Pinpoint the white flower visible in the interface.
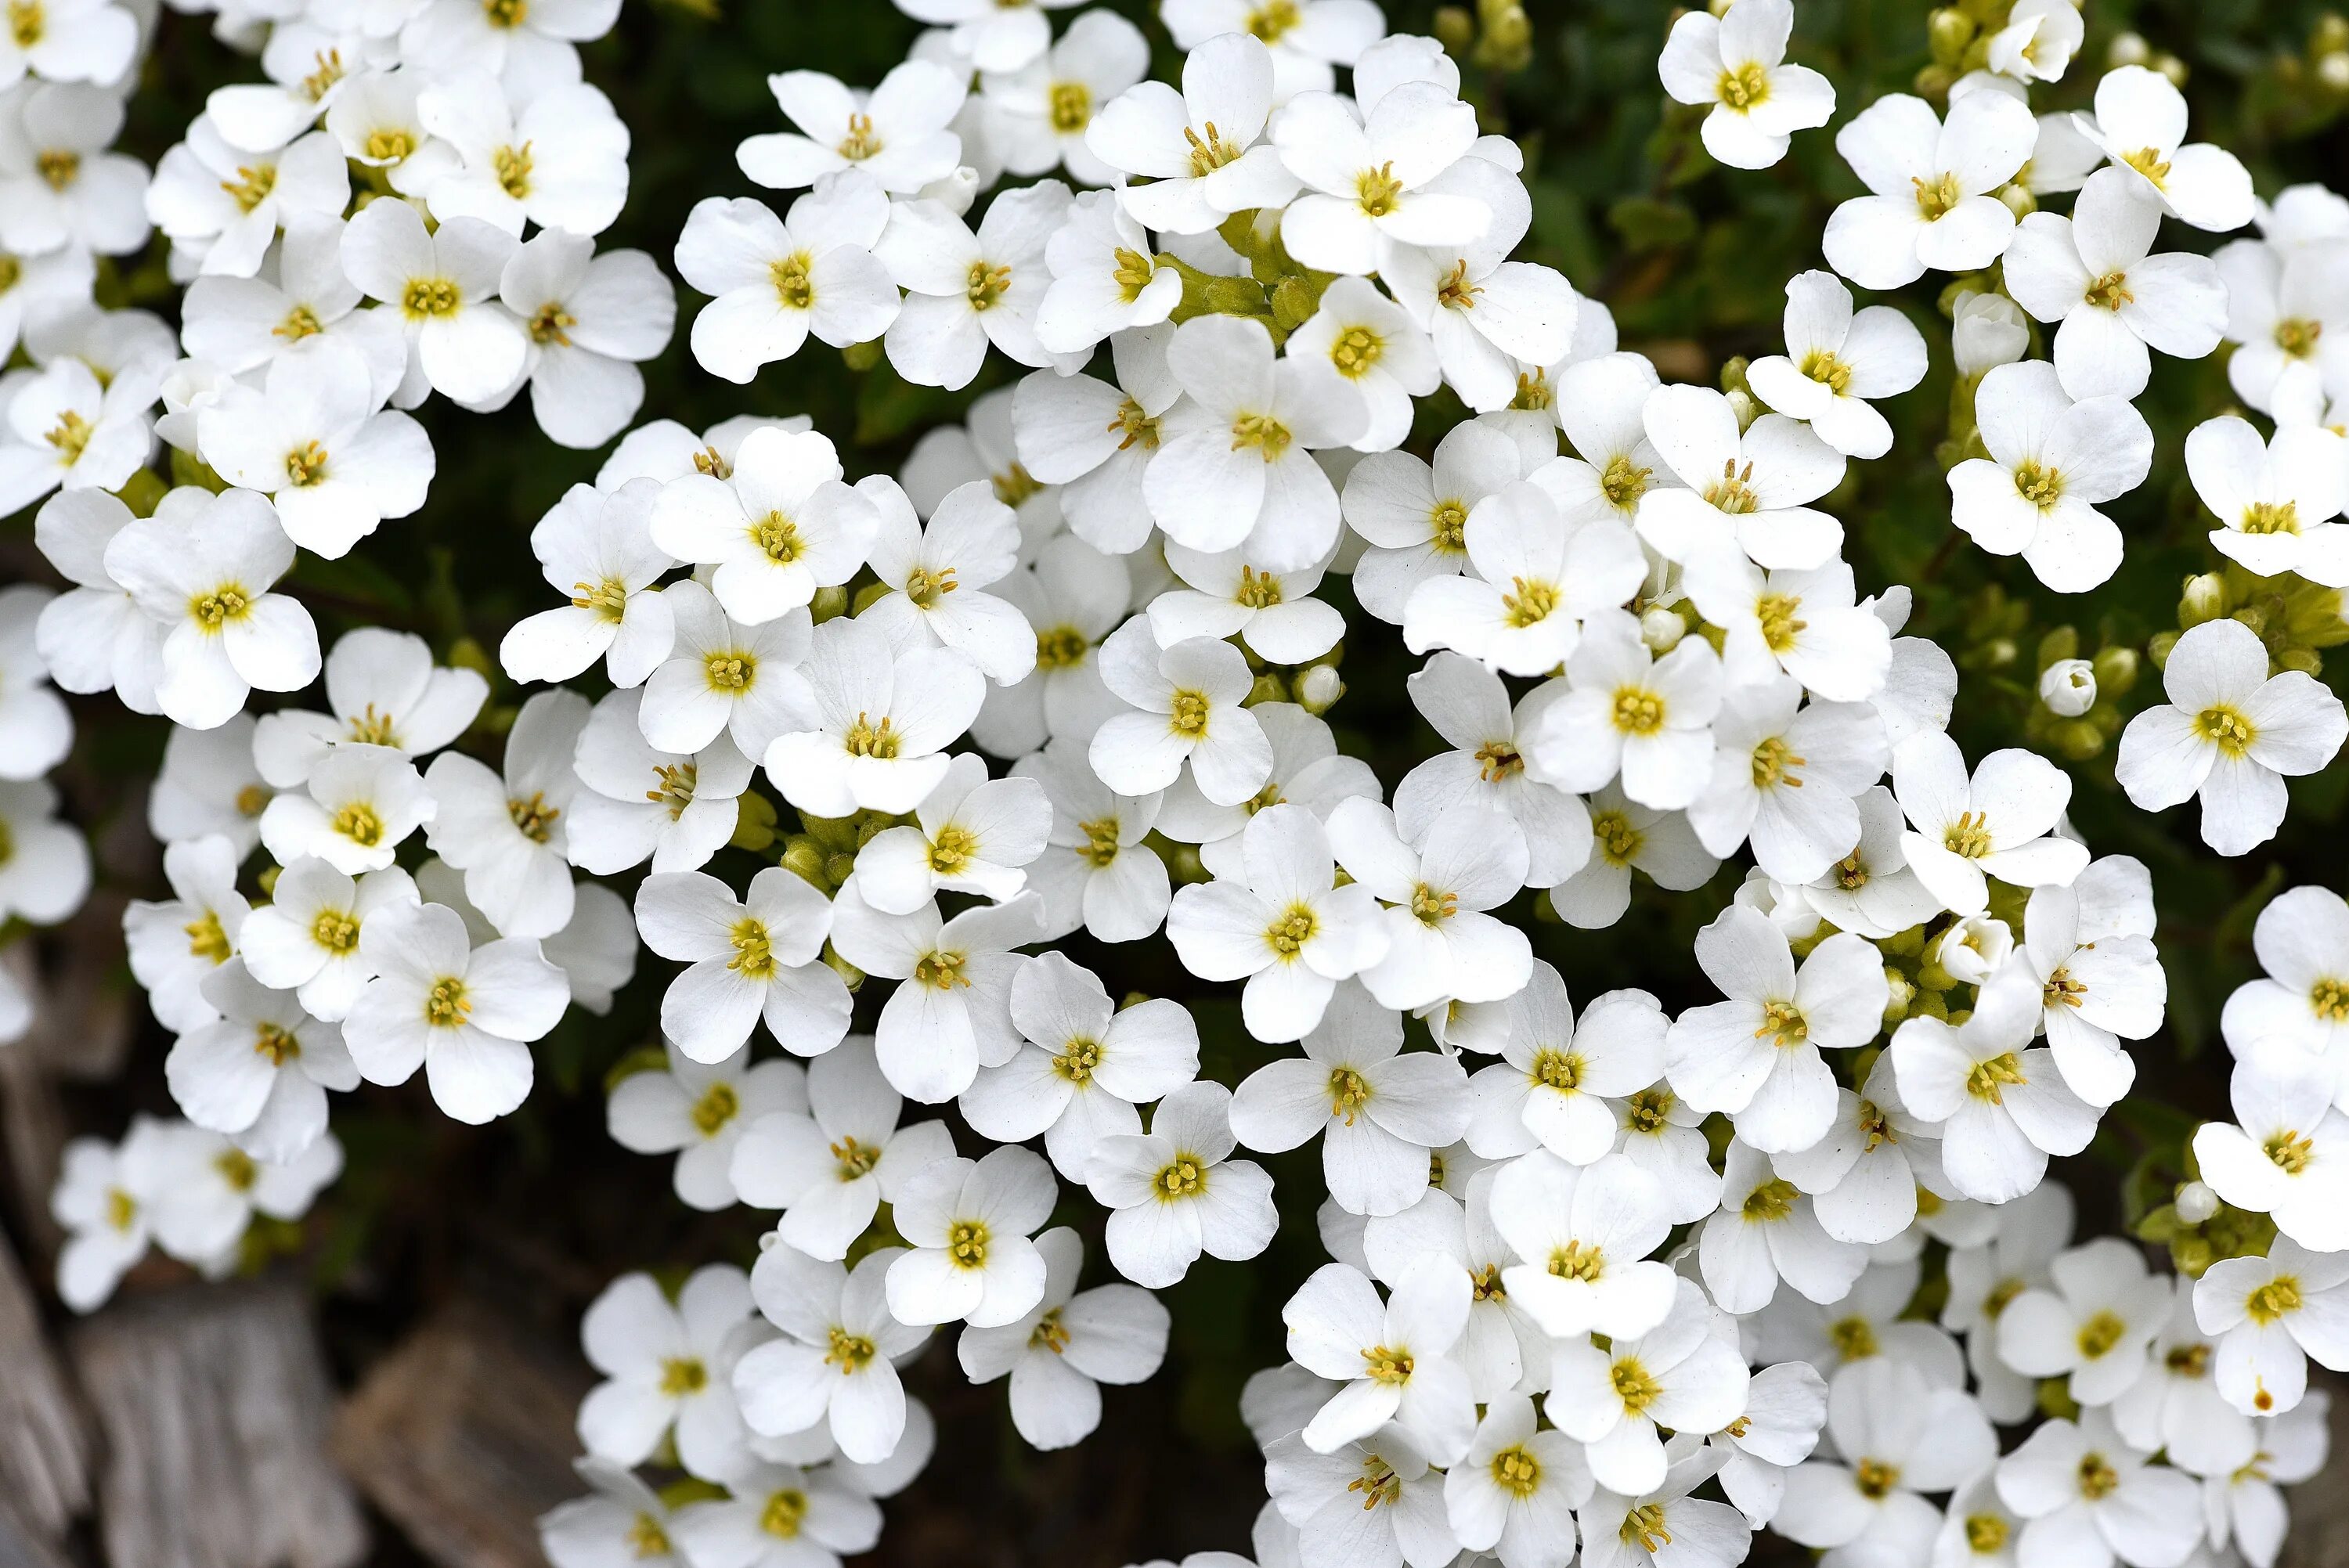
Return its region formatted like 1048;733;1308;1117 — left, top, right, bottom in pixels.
858;478;1036;685
1155;701;1377;878
1772;1062;1947;1245
1664;907;1888;1155
400;0;623;102
423;689;587;939
498;231;675;450
639;580;810;759
1084;33;1296;236
148;714;269;853
2117;616;2347;856
765;615;985;816
1007;344;1178;557
1774;1359;1997;1560
2223;884;2349;1059
1326;798;1532;1011
1687;678;1889;885
1463;967;1665;1159
1948;359;2153;592
1161;0;1383;100
538;1458;682;1568
0;0;134;91
1085;1079;1276;1287
344;899;569;1124
732;1244;926;1462
1890;965;2097;1203
1656;0;1834;169
1395;652;1592;889
31;488;164;715
740;59;966;194
1795;786;1943;939
958;1226;1170;1451
1822;89;2037;289
853;751;1048;916
199;342;435;561
2194;1237;2349;1419
1012;737;1171;943
1994;1409;2202;1568
1698;1139;1871;1314
258;744;435;876
2074;64;2255;232
2214;236;2347;418
2192;1046;2349;1253
2041;657;2100;716
1144;314;1366;565
875;180;1075;389
50;1120;171;1312
1890;729;2087;916
1988;0;2084;81
340;199;526;406
502;478;679;688
1550;1275;1752;1496
885;1144;1058;1328
1488;1148;1675;1340
1636;384;1849;572
1402;479;1647;676
1151;539;1345;667
674;175;900;384
1091;618;1273;806
2109;1279;2254;1475
652;426;879;626
164;959;356;1162
0;355;155;515
1686;554;1891;705
1523;609;1724;812
1034;192;1178;359
634;867;850;1066
1263;1425;1449;1568
2202;1396;2331;1567
418;74;627;239
1743;270;1928;460
1443;1391;1593;1568
1381;186;1582;416
1997;1236;2171;1405
576;1265;760;1477
1229;982;1469;1215
567;688;753;878
2184;415;2349;586
1268;81;1485;276
238;858;420;1023
1167;805;1389;1044
253;625;486;790
1552;784;1721;932
0;83;150;256
147;124;348;279
2004;168;2228;400
2015;859;2163;1108
830;880;1044;1101
980;11;1148;188
671;1459;883;1566
122;832;248;1032
1285;1260;1475;1463
959;951;1196;1180
1342;419;1526;623
729;1036;954;1258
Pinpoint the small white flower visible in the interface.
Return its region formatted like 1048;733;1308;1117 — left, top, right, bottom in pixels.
1229;982;1469;1216
1285;1259;1476;1464
424;689;588;940
853;751;1048;915
502;478;680;689
764;615;986;816
31;488;165;716
652;425;879;625
2117;616;2348;856
1743;269;1928;460
2014;859;2163;1108
2184;414;2349;586
828;881;1045;1103
1696;1140;1869;1314
567;688;754;878
1327;798;1532;1011
1091;618;1274;806
1268;81;1486;276
1085;1078;1276;1287
732;1244;927;1462
2194;1236;2349;1418
164;958;357;1162
1549;1275;1751;1496
1655;0;1835;170
2220;884;2349;1061
1636;384;1849;572
634;867;850;1065
886;1144;1058;1328
875;180;1076;389
639;579;810;759
858;477;1037;686
1997;1236;2171;1405
1773;1359;1997;1560
0;83;150;257
1948;359;2153;592
576;1264;761;1477
122;832;249;1032
1890;965;2097;1203
1523;609;1725;812
237;857;420;1023
740;59;967;194
0;355;156;516
339;197;529;407
0;0;134;92
498;231;676;451
253;625;487;791
957;1226;1171;1451
1823;88;2037;290
1084;33;1296;236
1402;480;1646;677
259;744;436;876
2004;167;2228;400
2073;63;2255;232
1994;1409;2203;1568
343;898;569;1124
1165;804;1389;1044
729;1036;954;1259
1343;419;1528;623
2191;1046;2349;1253
1489;1148;1675;1341
1891;728;2088;916
147;123;348;279
418;74;628;238
674;175;900;384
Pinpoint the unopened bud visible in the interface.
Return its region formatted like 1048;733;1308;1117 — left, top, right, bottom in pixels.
2179;571;2228;629
2318;13;2349;52
840;339;883;373
2091;644;2140;696
1725;387;1759;431
915;164;980;216
1640;606;1687;652
1433;4;1474;52
2038;658;2097;716
2156;53;2188;87
779;836;829;889
2319;52;2349;90
1245;672;1288;707
2175;1181;2221;1225
2148;629;2179;669
2109;30;2152;65
1928;7;1975;63
1996;182;2037;220
822;943;865;992
1297;662;1344;714
809;584;850;622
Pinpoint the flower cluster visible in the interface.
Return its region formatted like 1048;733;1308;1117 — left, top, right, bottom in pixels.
12;0;2349;1564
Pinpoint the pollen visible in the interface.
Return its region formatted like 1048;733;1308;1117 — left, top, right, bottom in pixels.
1593;809;1644;864
904;564;958;608
220;163;277;214
772;251;816;310
2084;269;2134;310
2196;704;2256;756
1052;1036;1103;1084
190;583;252;630
704;651;755;691
1741;1177;1798;1222
1475;740;1522;781
1156;1155;1206;1199
929;824;979;874
1106;398;1160;452
1799;348;1852;394
760;1490;806;1540
253;1022;301;1065
2075;1309;2127;1360
1911;169;1964;220
1755;998;1808;1048
1600;454;1651;508
690;1080;740;1136
1749;736;1806;789
727;918;774;979
1168;689;1211;738
947;1218;990;1269
283;441;330;488
1611;687;1666;735
1550;1240;1604;1281
35;148;78;190
1231;411;1293;459
2012;459;2063;509
1360;1343;1414;1383
333;802;384;846
1490;1444;1541;1498
507;791;560;843
1531;1048;1581;1092
424;975;471;1028
186;910;233;964
1035;625;1088;668
1077;816;1123;868
1943;809;1993;858
1048;81;1091;134
1430;499;1468;551
402;276;463;319
1704;458;1760;514
1265;905;1318;957
1501;576;1558;627
1716;59;1770;109
965;259;1013;312
1755;591;1806;652
751;510;805;564
2247;1277;2303;1323
835;113;882;161
1965;1051;2029;1103
1328;1066;1372;1124
1611;1356;1662;1412
1330;325;1382;378
913;949;969;989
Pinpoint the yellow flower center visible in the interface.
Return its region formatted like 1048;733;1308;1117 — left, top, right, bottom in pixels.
691;1081;739;1136
2275;318;2322;359
253;1022;301;1065
1329;1067;1372;1124
835;111;882;161
826;1325;876;1368
1106;398;1160;452
929;824;979;874
1611;1356;1662;1412
2077;1452;2120;1501
482;0;526;27
728;919;774;979
402;277;463;319
1854;1458;1902;1499
2084;269;2134;311
1182;120;1242;177
1491;1445;1541;1498
1266;904;1318;958
1831;1314;1878;1359
1965;1514;2008;1554
913;949;969;989
2076;1309;2128;1360
1232;412;1293;459
1437;258;1481;311
2013;457;2063;509
9;0;41;46
1410;884;1457;926
2247;1277;2303;1324
704;651;755;691
312;907;362;954
1611;687;1665;735
1965;1052;2028;1103
1247;0;1300;41
2311;979;2349;1022
1943;810;1993;858
1532;1048;1582;1092
1035;625;1088;669
1077;816;1123;868
1550;1240;1605;1281
1052;1036;1102;1083
1502;576;1559;627
1430;499;1468;552
965;259;1013;312
1717;59;1770;109
186;910;233;964
508;791;558;842
1742;1177;1799;1221
1156;1155;1206;1199
1330;324;1383;378
1362;1343;1415;1383
1028;1308;1070;1354
36;149;78;190
947;1218;989;1269
832;1134;881;1179
760;1491;806;1541
1750;736;1806;790
529;302;576;346
283;440;330;488
424;976;471;1028
1168;689;1211;738
2196;704;2256;755
905;564;958;608
1600;454;1651;509
1755;999;1808;1048
1704;458;1760;514
772;251;816;310
276;304;323;341
365;128;413;164
1800;348;1852;394
1756;591;1806;652
44;407;92;462
994;462;1044;508
1594;809;1644;865
333;802;384;846
1913;170;1964;220
648;762;697;819
221;163;277;214
1048;80;1092;135
2121;146;2171;186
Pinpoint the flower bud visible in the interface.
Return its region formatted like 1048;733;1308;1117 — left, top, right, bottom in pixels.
2091;644;2140;696
1640;605;1688;652
779;835;829;889
1245;672;1287;707
2109;30;2151;64
1297;662;1344;714
2319;52;2349;90
1928;7;1975;63
1996;183;2037;221
2038;658;2097;716
2178;572;2229;629
1433;4;1474;51
2176;1181;2221;1225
